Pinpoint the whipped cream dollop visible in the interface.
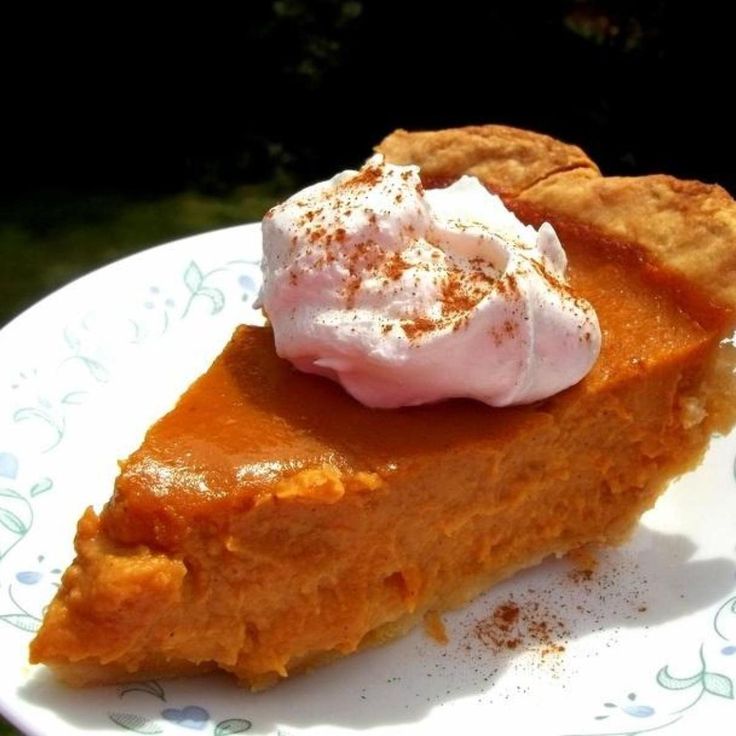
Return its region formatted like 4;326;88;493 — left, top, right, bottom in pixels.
259;155;601;408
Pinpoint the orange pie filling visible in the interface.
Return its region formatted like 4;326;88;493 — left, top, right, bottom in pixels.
29;186;736;687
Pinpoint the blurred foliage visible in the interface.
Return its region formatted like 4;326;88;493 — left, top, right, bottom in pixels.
0;180;289;327
0;716;20;735
563;0;665;51
5;0;732;199
1;0;733;325
270;0;362;85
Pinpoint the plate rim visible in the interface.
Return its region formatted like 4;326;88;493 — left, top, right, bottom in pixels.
0;224;735;736
0;223;259;338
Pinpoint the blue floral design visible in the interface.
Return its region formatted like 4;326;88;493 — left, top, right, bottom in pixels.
0;454;53;562
181;262;226;318
110;680;252;735
0;556;61;632
15;570;42;585
569;592;736;736
593;693;655;723
7;255;254;457
161;705;209;730
2;238;731;736
0;452;18;479
0;582;41;632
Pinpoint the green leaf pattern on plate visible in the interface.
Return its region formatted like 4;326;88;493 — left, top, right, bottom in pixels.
8;257;253;456
702;671;733;698
0;476;37;561
119;680;167;702
0;509;27;536
1;244;735;735
0;613;41;633
572;610;736;736
113;680;253;735
108;713;163;734
214;718;252;735
655;667;703;691
29;478;53;498
181;261;227;317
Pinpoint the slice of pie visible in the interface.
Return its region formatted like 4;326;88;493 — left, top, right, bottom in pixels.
30;126;736;689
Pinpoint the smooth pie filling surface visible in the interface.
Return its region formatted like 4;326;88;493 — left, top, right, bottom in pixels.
29;127;736;688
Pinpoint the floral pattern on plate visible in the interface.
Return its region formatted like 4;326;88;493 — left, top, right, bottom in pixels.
1;224;735;736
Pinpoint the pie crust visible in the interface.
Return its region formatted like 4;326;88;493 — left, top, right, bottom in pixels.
29;126;736;689
378;125;736;311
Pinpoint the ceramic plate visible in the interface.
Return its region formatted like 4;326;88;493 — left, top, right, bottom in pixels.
1;224;736;736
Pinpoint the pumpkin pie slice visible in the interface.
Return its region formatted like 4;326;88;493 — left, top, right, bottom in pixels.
30;126;736;689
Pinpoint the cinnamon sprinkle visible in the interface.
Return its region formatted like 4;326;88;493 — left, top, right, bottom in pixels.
440;263;496;319
401;317;436;339
346;163;383;188
344;274;361;308
384;252;409;281
473;597;569;657
529;258;576;302
275;157;590;351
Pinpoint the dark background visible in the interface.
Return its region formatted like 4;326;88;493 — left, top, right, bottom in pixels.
0;2;733;733
2;1;733;328
6;1;734;195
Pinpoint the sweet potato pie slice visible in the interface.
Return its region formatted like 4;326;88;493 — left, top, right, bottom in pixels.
30;126;736;688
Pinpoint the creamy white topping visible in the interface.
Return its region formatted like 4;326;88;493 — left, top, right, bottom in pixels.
259;155;601;408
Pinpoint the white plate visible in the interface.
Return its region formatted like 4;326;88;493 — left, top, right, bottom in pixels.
1;224;735;736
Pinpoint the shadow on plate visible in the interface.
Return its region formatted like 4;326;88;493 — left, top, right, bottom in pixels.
17;525;736;735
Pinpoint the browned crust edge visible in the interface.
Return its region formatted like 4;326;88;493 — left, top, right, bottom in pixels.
376;125;736;314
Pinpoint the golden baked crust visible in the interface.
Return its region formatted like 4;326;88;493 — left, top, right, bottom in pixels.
521;170;736;313
30;125;736;690
377;125;598;198
377;126;736;313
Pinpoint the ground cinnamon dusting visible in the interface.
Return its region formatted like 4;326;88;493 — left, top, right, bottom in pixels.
276;159;593;351
567;568;594;584
346;163;383;188
401;317;437;339
384;252;409;281
441;265;489;317
344;275;361;308
473;597;569;657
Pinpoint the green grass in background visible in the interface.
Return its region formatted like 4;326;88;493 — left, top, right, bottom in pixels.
0;180;291;327
0;720;19;736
